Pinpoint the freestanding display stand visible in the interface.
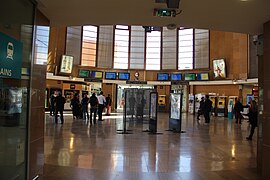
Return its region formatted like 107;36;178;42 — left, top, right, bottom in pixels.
167;93;185;133
117;91;132;134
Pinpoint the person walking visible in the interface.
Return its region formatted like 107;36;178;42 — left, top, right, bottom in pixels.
246;100;258;140
81;94;90;120
97;91;106;121
105;94;112;115
234;98;243;124
70;93;81;119
203;95;212;124
54;92;66;124
197;97;205;120
89;93;98;125
49;91;57;116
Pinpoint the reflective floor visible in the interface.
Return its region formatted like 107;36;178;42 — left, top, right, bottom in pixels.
44;112;261;180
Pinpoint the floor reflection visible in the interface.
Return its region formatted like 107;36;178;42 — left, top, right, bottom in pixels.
44;112;261;179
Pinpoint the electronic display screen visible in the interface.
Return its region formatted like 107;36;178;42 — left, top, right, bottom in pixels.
157;73;169;81
105;72;117;80
197;73;209;80
213;59;226;79
91;71;103;79
78;69;90;78
118;72;130;80
171;74;182;81
184;73;196;81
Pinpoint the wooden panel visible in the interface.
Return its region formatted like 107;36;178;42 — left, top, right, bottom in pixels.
210;31;248;80
194;84;239;96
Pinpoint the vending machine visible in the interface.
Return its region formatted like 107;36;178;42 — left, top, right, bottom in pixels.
188;94;195;114
209;96;217;116
217;96;227;117
228;96;238;119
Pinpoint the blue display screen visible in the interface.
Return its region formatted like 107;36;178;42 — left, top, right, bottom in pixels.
105;72;116;80
118;72;130;80
157;73;169;81
171;74;182;81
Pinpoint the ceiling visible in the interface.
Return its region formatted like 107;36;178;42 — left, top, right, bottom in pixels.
37;0;270;35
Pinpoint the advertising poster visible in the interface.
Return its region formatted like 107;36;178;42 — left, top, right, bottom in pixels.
150;93;157;119
213;59;226;78
170;94;181;119
60;55;74;74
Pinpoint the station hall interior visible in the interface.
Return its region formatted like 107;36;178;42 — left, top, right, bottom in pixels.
1;0;270;179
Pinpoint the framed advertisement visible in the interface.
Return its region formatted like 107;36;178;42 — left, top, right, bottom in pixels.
213;59;226;79
60;55;74;74
150;92;157;119
170;93;181;119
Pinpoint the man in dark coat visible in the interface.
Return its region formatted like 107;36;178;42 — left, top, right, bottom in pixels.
55;92;66;124
234;98;243;124
203;95;212;124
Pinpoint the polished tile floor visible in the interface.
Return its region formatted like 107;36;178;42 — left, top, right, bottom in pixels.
44;112;261;180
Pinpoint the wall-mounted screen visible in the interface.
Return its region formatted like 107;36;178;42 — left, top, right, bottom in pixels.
171;74;182;81
213;59;226;79
197;73;209;80
184;73;196;81
105;72;117;80
157;73;169;81
91;71;103;79
60;55;74;74
78;69;90;78
118;72;130;80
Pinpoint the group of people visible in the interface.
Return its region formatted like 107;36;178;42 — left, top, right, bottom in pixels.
70;91;111;125
49;90;66;124
197;96;258;141
49;90;112;125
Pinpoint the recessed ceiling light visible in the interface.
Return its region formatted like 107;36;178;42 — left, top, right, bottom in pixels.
240;0;248;2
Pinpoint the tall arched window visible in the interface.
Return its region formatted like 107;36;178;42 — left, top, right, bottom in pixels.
146;30;161;70
114;25;129;69
81;25;97;67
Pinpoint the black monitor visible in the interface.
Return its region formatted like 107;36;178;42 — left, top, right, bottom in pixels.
105;72;117;80
171;73;182;81
118;72;130;80
157;73;169;81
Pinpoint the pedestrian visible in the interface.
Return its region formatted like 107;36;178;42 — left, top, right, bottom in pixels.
234;98;243;124
197;97;205;120
70;93;80;119
54;92;66;124
81;94;89;120
89;93;98;125
106;94;112;115
97;91;106;121
49;91;57;116
246;100;258;140
203;95;212;124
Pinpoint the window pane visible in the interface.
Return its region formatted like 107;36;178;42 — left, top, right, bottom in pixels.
66;26;82;65
35;26;50;65
114;27;129;69
178;28;193;70
194;29;209;69
146;31;161;70
81;25;97;67
130;26;145;69
98;26;114;68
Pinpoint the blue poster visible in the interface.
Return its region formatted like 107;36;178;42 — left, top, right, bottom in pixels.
0;32;23;79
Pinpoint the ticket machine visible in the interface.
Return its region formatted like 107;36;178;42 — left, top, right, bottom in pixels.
209;96;217;116
217;96;227;117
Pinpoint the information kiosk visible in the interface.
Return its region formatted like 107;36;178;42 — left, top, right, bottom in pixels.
168;93;184;133
209;96;217;116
